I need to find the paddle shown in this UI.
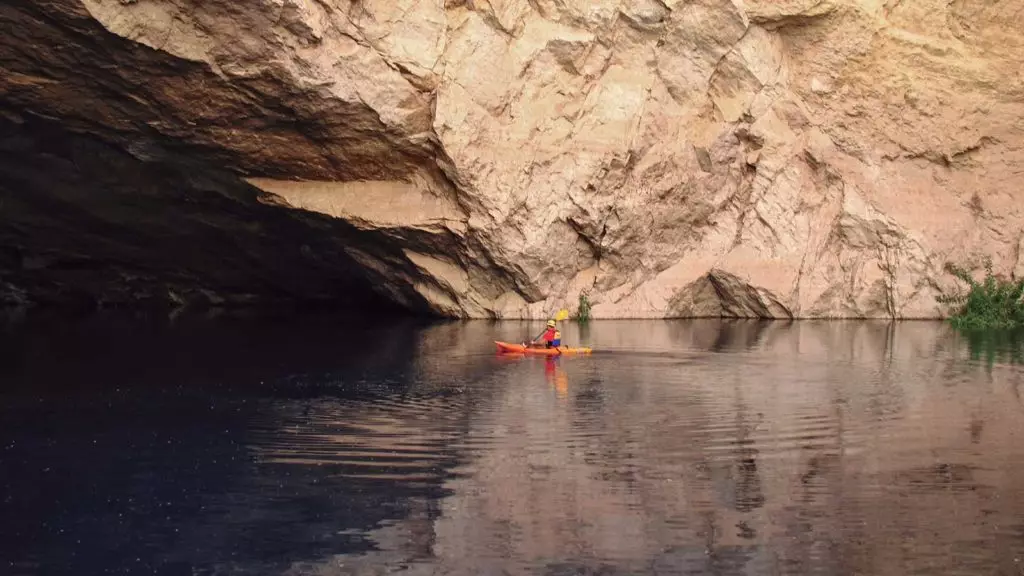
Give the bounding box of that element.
[526,309,569,347]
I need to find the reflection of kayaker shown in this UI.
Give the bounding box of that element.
[545,357,569,399]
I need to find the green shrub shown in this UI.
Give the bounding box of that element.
[575,290,592,323]
[938,260,1024,329]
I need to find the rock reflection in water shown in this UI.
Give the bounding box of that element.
[2,315,1024,575]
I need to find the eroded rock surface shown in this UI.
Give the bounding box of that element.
[2,0,1023,317]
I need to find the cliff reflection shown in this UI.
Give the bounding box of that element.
[295,321,1024,575]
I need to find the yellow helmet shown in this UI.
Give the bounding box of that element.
[547,319,556,327]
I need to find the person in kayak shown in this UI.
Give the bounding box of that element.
[531,319,562,349]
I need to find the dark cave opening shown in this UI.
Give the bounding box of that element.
[0,113,420,316]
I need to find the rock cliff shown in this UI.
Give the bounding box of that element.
[2,0,1022,317]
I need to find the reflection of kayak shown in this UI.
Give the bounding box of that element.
[494,341,593,356]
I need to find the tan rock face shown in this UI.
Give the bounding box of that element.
[1,0,1022,316]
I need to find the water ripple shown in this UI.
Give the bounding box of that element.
[5,317,1024,575]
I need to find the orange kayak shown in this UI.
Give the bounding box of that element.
[494,341,593,356]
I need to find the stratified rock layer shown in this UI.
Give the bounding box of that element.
[2,0,1023,317]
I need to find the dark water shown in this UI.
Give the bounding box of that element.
[2,312,1024,576]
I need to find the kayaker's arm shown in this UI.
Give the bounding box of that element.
[525,328,547,346]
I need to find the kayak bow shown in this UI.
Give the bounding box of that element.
[494,341,592,356]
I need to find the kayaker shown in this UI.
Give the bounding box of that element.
[531,319,561,349]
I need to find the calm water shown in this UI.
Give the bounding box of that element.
[2,312,1024,575]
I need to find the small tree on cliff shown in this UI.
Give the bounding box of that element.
[938,260,1024,329]
[574,290,592,323]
